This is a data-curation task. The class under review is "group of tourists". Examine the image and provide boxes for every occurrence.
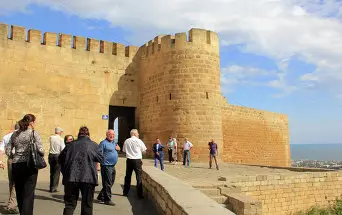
[152,137,219,171]
[0,114,147,215]
[0,113,219,215]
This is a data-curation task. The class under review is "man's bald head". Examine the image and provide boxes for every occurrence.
[106,129,115,142]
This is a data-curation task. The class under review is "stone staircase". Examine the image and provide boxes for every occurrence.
[196,186,262,215]
[197,187,229,206]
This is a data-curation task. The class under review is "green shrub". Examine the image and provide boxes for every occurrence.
[295,200,342,215]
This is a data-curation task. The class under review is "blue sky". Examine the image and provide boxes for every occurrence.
[1,0,342,144]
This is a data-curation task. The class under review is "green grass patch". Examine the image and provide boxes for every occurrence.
[296,199,342,215]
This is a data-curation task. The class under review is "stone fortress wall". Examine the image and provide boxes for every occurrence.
[221,103,290,167]
[0,23,139,145]
[0,22,289,167]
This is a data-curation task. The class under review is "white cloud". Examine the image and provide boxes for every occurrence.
[1,0,342,97]
[268,73,297,97]
[220,65,278,93]
[0,1,29,15]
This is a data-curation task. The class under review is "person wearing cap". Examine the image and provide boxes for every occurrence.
[48,127,65,192]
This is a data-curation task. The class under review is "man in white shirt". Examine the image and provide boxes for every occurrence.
[183,138,193,167]
[122,129,147,199]
[48,127,65,193]
[0,123,19,214]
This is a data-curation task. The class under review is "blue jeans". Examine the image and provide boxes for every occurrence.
[154,152,164,171]
[183,150,190,166]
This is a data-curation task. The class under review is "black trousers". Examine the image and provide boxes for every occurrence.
[12,162,38,215]
[168,149,174,162]
[123,159,143,198]
[97,165,116,202]
[63,182,95,215]
[48,154,61,192]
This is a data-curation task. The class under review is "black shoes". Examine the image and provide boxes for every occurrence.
[97,196,115,206]
[209,166,219,170]
[97,196,104,202]
[104,201,116,206]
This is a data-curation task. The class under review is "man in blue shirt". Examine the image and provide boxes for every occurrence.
[97,130,120,206]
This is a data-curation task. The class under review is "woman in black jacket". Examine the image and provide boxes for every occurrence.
[59,126,103,215]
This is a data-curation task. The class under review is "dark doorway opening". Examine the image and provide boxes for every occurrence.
[108,106,136,149]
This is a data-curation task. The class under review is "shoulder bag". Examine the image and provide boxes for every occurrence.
[27,130,47,169]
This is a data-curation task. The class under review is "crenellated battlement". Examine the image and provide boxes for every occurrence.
[0,22,139,58]
[0,23,218,59]
[139,28,219,58]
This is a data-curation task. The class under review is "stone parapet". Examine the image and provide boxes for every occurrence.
[219,187,262,215]
[142,166,235,215]
[228,171,342,215]
[0,22,139,58]
[139,28,219,58]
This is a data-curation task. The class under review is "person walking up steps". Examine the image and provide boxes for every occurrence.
[122,129,147,199]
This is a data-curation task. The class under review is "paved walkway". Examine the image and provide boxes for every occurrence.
[160,160,315,187]
[0,158,158,215]
[0,157,320,214]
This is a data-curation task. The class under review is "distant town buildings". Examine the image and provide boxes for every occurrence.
[292,160,342,169]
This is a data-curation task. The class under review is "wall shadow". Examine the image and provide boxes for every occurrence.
[120,185,160,215]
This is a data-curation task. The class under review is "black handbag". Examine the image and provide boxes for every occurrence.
[27,130,47,169]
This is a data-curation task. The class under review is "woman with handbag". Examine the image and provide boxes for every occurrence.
[6,114,45,215]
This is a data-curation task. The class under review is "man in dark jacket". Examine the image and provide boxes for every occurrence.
[152,138,165,171]
[59,126,103,215]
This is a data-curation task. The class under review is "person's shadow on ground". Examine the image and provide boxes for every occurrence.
[35,194,64,204]
[34,184,159,215]
[120,185,159,215]
[34,187,65,204]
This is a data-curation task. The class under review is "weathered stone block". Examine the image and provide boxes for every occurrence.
[27,29,41,43]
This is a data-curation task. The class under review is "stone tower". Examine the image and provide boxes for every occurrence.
[137,29,223,161]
